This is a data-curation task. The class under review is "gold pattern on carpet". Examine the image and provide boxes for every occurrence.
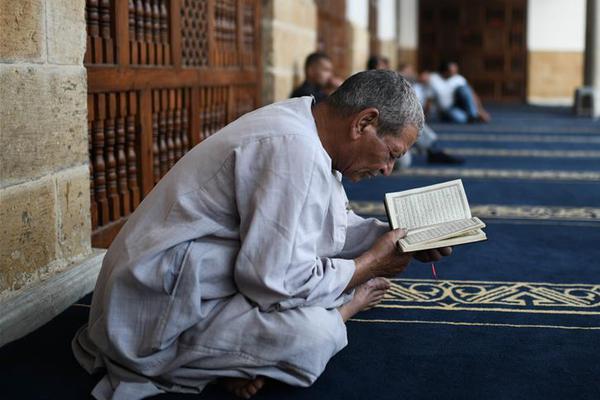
[378,279,600,315]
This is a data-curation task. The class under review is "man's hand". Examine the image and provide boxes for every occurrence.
[414,247,453,263]
[347,229,413,290]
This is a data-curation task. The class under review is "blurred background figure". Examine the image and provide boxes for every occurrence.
[290,52,334,103]
[367,55,390,71]
[366,59,464,167]
[425,61,491,123]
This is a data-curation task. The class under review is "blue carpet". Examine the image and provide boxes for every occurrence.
[346,176,600,207]
[410,155,600,171]
[2,104,600,399]
[438,140,600,151]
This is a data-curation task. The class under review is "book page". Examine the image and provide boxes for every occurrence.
[385,180,471,230]
[398,228,487,252]
[403,217,484,246]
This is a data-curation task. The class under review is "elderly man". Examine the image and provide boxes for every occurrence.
[73,70,452,400]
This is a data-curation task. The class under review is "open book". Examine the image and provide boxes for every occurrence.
[384,179,487,252]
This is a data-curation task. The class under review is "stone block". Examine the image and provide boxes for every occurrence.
[0,0,45,62]
[379,39,398,70]
[46,0,86,64]
[272,72,295,102]
[397,47,418,70]
[348,22,369,74]
[0,177,57,293]
[272,25,316,71]
[56,166,91,261]
[273,0,317,29]
[528,51,584,99]
[0,65,88,187]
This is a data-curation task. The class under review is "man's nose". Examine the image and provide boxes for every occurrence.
[380,160,394,176]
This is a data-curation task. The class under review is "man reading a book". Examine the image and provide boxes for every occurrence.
[72,70,453,400]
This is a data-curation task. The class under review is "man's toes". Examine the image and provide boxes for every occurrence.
[370,277,391,290]
[234,388,249,399]
[369,289,386,300]
[252,377,265,391]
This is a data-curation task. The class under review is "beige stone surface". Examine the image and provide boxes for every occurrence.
[273,0,317,28]
[46,0,86,65]
[528,51,584,100]
[380,39,398,70]
[0,177,57,293]
[347,22,369,74]
[263,70,297,103]
[56,166,91,261]
[0,0,45,62]
[272,26,316,71]
[0,65,88,187]
[273,72,296,102]
[262,0,317,103]
[397,48,418,70]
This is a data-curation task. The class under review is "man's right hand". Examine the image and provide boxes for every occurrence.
[348,229,413,290]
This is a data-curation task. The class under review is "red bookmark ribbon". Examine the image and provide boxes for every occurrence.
[431,263,438,280]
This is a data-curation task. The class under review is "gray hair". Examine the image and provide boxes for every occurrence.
[325,70,424,136]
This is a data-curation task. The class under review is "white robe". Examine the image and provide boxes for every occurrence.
[72,97,389,399]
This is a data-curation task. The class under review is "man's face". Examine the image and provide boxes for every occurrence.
[308,58,333,87]
[339,119,419,183]
[448,63,459,76]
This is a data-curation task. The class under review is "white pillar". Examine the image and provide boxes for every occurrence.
[580,0,600,117]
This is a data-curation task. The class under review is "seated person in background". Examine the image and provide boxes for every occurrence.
[323,75,344,95]
[427,61,491,124]
[378,63,464,167]
[290,52,333,103]
[367,55,389,71]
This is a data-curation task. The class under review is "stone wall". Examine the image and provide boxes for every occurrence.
[397,0,418,69]
[261,0,317,104]
[379,39,398,69]
[397,48,417,69]
[0,0,90,297]
[527,51,584,103]
[527,0,585,104]
[347,21,369,74]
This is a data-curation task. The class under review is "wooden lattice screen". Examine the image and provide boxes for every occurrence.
[85,0,261,247]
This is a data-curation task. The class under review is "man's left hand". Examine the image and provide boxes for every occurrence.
[414,247,452,263]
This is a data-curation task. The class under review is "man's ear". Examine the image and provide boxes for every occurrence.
[350,108,379,140]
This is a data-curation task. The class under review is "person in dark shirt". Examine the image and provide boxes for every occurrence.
[290,52,333,103]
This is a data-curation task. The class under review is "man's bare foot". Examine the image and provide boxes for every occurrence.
[479,110,491,123]
[338,277,390,321]
[221,377,265,399]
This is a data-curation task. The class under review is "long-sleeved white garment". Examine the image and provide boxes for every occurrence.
[72,96,389,399]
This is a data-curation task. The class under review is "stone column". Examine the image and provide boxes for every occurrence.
[583,0,600,116]
[377,0,398,68]
[0,0,103,347]
[396,0,418,69]
[261,0,318,104]
[346,0,370,74]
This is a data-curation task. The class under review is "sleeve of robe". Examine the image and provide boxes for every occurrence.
[233,134,356,312]
[337,211,390,259]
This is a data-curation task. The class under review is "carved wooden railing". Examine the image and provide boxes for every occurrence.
[85,0,261,247]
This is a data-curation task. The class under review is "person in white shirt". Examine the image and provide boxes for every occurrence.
[395,64,464,167]
[426,61,490,124]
